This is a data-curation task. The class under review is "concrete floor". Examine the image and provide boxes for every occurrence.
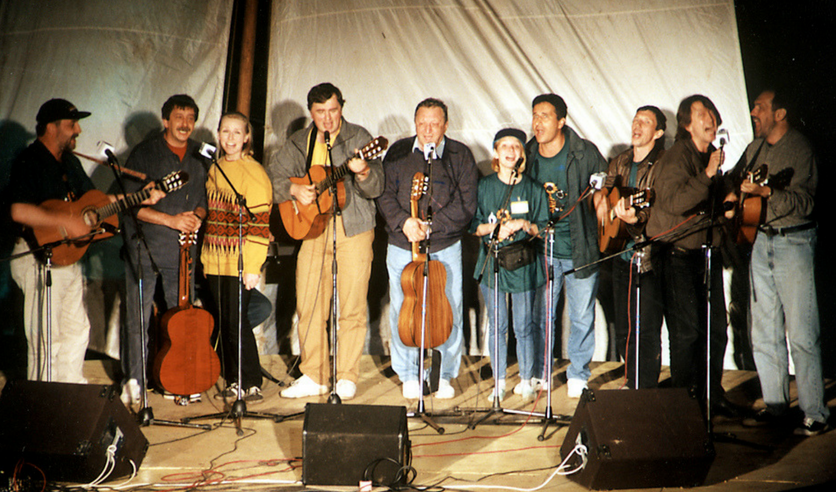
[3,354,836,491]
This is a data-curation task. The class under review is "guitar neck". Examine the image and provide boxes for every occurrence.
[97,187,154,219]
[316,157,355,193]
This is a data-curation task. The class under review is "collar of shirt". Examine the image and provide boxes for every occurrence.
[412,136,446,159]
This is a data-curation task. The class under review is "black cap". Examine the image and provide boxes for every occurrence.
[493,128,527,146]
[36,98,91,125]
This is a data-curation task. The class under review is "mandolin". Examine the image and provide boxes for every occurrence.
[154,232,220,396]
[735,164,768,245]
[598,187,652,254]
[398,172,453,348]
[32,171,188,265]
[278,136,388,240]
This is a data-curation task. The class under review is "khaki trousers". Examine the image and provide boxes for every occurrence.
[295,217,373,384]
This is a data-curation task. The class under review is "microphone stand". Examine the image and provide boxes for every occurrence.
[107,152,209,430]
[325,133,342,405]
[184,153,285,433]
[406,147,445,434]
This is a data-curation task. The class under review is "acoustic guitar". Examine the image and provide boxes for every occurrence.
[278,136,388,240]
[735,164,768,245]
[154,232,220,396]
[32,170,188,265]
[398,172,453,348]
[598,187,652,254]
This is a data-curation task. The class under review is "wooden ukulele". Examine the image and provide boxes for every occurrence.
[154,232,220,396]
[735,164,768,245]
[278,136,388,240]
[398,172,453,348]
[32,170,188,265]
[598,187,652,254]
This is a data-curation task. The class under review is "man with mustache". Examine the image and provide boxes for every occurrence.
[646,94,738,418]
[735,88,829,436]
[8,98,163,383]
[121,94,208,406]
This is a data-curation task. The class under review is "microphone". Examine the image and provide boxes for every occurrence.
[589,172,607,190]
[513,157,524,173]
[198,142,217,161]
[324,131,331,148]
[717,128,729,148]
[423,142,436,161]
[98,141,118,165]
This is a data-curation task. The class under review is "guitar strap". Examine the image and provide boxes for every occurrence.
[305,125,318,172]
[743,140,766,175]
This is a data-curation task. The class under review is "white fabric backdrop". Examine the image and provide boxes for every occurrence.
[265,0,752,365]
[1,0,233,356]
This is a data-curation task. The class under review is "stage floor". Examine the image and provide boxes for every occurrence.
[3,355,835,491]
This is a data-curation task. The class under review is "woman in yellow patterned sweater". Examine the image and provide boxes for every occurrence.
[201,112,272,403]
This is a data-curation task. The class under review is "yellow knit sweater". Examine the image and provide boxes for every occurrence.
[201,155,272,276]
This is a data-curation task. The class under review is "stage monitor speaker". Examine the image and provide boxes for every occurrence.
[560,388,715,490]
[0,380,149,483]
[303,403,409,486]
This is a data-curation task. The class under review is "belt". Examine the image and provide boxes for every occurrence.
[758,222,816,237]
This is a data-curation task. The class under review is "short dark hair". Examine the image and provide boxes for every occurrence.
[532,93,567,120]
[759,86,796,123]
[162,94,199,121]
[636,105,667,132]
[307,82,345,110]
[414,98,448,122]
[675,94,722,141]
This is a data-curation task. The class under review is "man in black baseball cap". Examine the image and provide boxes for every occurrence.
[8,98,161,383]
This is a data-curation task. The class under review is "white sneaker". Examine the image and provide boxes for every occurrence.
[435,379,455,399]
[402,380,421,399]
[487,380,506,402]
[121,378,141,407]
[335,379,356,400]
[280,375,328,398]
[514,379,536,402]
[567,378,588,399]
[514,377,544,395]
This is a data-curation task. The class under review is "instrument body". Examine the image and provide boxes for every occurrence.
[154,232,220,396]
[735,164,768,245]
[278,136,388,240]
[32,171,188,265]
[398,172,453,348]
[597,187,652,254]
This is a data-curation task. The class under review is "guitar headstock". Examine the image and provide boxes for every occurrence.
[747,164,768,185]
[630,188,654,209]
[178,231,198,246]
[410,172,428,201]
[159,171,190,193]
[359,136,389,161]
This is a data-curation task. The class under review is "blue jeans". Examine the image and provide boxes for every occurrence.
[480,285,537,381]
[387,242,463,382]
[534,257,599,382]
[750,228,829,422]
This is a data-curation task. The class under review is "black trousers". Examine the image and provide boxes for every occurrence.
[612,256,664,389]
[206,274,262,389]
[656,246,727,402]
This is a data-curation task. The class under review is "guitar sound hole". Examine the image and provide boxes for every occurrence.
[82,209,100,227]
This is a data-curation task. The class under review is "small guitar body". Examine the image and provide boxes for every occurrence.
[397,172,453,349]
[735,164,769,245]
[281,167,347,240]
[598,187,652,254]
[32,171,188,265]
[154,232,220,396]
[279,136,388,240]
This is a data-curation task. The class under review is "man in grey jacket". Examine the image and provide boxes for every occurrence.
[268,83,383,400]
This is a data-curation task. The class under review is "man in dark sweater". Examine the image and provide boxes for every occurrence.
[377,98,478,400]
